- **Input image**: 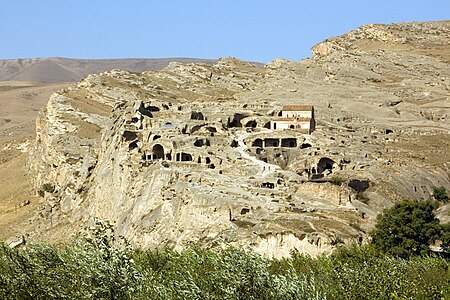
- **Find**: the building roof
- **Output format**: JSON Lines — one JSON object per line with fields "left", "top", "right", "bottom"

{"left": 282, "top": 105, "right": 313, "bottom": 111}
{"left": 273, "top": 117, "right": 311, "bottom": 122}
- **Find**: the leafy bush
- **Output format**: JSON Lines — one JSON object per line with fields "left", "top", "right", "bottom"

{"left": 370, "top": 200, "right": 442, "bottom": 258}
{"left": 331, "top": 176, "right": 342, "bottom": 186}
{"left": 1, "top": 221, "right": 450, "bottom": 299}
{"left": 0, "top": 219, "right": 140, "bottom": 299}
{"left": 38, "top": 183, "right": 55, "bottom": 197}
{"left": 433, "top": 186, "right": 448, "bottom": 202}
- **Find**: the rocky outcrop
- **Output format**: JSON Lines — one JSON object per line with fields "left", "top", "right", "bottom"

{"left": 28, "top": 21, "right": 450, "bottom": 257}
{"left": 312, "top": 21, "right": 450, "bottom": 59}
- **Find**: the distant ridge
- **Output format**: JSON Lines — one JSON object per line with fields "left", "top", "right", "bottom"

{"left": 0, "top": 57, "right": 217, "bottom": 83}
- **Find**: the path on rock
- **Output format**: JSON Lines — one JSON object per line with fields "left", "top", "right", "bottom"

{"left": 233, "top": 130, "right": 281, "bottom": 177}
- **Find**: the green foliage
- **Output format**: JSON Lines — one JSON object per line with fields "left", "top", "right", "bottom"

{"left": 370, "top": 200, "right": 442, "bottom": 258}
{"left": 441, "top": 222, "right": 450, "bottom": 252}
{"left": 0, "top": 219, "right": 140, "bottom": 299}
{"left": 433, "top": 186, "right": 448, "bottom": 202}
{"left": 133, "top": 246, "right": 327, "bottom": 300}
{"left": 79, "top": 219, "right": 141, "bottom": 298}
{"left": 2, "top": 221, "right": 450, "bottom": 299}
{"left": 38, "top": 182, "right": 55, "bottom": 197}
{"left": 41, "top": 183, "right": 55, "bottom": 193}
{"left": 331, "top": 176, "right": 342, "bottom": 186}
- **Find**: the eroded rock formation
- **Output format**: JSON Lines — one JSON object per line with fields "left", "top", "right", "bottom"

{"left": 28, "top": 21, "right": 450, "bottom": 257}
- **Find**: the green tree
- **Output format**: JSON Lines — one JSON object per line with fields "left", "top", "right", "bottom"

{"left": 370, "top": 200, "right": 442, "bottom": 258}
{"left": 441, "top": 223, "right": 450, "bottom": 253}
{"left": 433, "top": 186, "right": 448, "bottom": 202}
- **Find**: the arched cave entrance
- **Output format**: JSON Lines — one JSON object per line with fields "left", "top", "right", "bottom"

{"left": 181, "top": 153, "right": 193, "bottom": 162}
{"left": 245, "top": 120, "right": 257, "bottom": 128}
{"left": 252, "top": 139, "right": 263, "bottom": 147}
{"left": 152, "top": 144, "right": 165, "bottom": 160}
{"left": 348, "top": 179, "right": 370, "bottom": 193}
{"left": 264, "top": 138, "right": 279, "bottom": 147}
{"left": 317, "top": 157, "right": 336, "bottom": 174}
{"left": 190, "top": 111, "right": 204, "bottom": 120}
{"left": 129, "top": 141, "right": 138, "bottom": 151}
{"left": 138, "top": 103, "right": 154, "bottom": 118}
{"left": 194, "top": 139, "right": 204, "bottom": 147}
{"left": 300, "top": 143, "right": 312, "bottom": 149}
{"left": 281, "top": 138, "right": 297, "bottom": 148}
{"left": 227, "top": 113, "right": 246, "bottom": 128}
{"left": 123, "top": 131, "right": 137, "bottom": 141}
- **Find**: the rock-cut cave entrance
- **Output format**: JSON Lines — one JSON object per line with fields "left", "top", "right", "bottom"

{"left": 181, "top": 153, "right": 193, "bottom": 162}
{"left": 317, "top": 157, "right": 336, "bottom": 174}
{"left": 252, "top": 138, "right": 263, "bottom": 147}
{"left": 245, "top": 120, "right": 257, "bottom": 128}
{"left": 152, "top": 144, "right": 165, "bottom": 160}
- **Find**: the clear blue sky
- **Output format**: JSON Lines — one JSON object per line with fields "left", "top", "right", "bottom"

{"left": 1, "top": 0, "right": 448, "bottom": 62}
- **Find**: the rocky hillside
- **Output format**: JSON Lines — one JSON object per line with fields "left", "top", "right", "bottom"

{"left": 27, "top": 21, "right": 450, "bottom": 257}
{"left": 0, "top": 57, "right": 216, "bottom": 83}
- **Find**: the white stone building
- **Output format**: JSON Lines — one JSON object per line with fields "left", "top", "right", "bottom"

{"left": 270, "top": 105, "right": 315, "bottom": 133}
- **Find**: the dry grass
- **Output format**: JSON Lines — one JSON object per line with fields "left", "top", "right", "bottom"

{"left": 0, "top": 147, "right": 40, "bottom": 240}
{"left": 0, "top": 82, "right": 70, "bottom": 239}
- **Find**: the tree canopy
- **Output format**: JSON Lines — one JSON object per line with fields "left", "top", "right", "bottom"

{"left": 433, "top": 186, "right": 448, "bottom": 202}
{"left": 370, "top": 200, "right": 442, "bottom": 258}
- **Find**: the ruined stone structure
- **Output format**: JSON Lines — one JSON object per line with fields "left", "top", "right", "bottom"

{"left": 270, "top": 105, "right": 315, "bottom": 133}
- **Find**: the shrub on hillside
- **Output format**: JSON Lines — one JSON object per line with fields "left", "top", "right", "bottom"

{"left": 370, "top": 200, "right": 442, "bottom": 258}
{"left": 331, "top": 176, "right": 342, "bottom": 186}
{"left": 433, "top": 186, "right": 448, "bottom": 202}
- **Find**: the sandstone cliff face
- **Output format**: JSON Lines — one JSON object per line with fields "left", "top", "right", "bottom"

{"left": 29, "top": 21, "right": 450, "bottom": 257}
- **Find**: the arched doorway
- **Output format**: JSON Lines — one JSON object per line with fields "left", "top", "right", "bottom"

{"left": 252, "top": 139, "right": 263, "bottom": 147}
{"left": 317, "top": 157, "right": 336, "bottom": 174}
{"left": 281, "top": 138, "right": 297, "bottom": 148}
{"left": 264, "top": 138, "right": 279, "bottom": 147}
{"left": 152, "top": 144, "right": 164, "bottom": 160}
{"left": 245, "top": 120, "right": 257, "bottom": 128}
{"left": 181, "top": 153, "right": 193, "bottom": 161}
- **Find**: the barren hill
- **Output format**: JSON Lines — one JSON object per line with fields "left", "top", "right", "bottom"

{"left": 0, "top": 57, "right": 217, "bottom": 83}
{"left": 316, "top": 20, "right": 450, "bottom": 62}
{"left": 3, "top": 21, "right": 450, "bottom": 257}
